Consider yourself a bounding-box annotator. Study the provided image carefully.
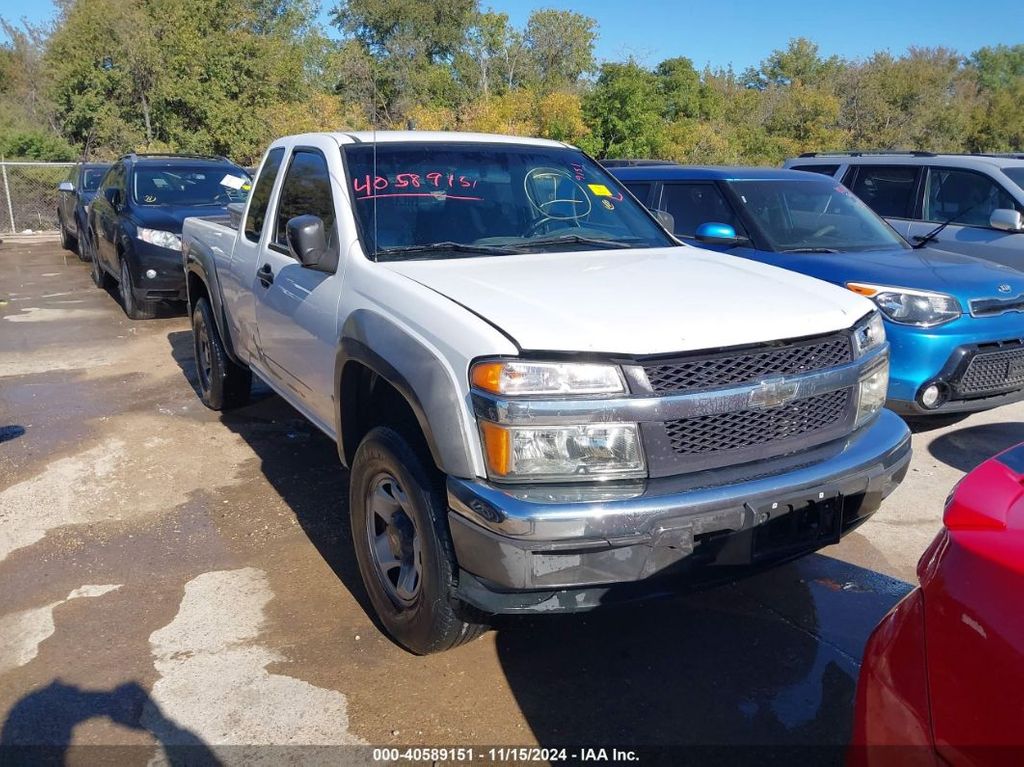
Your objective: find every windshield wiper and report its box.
[516,234,633,250]
[374,242,520,261]
[781,247,840,253]
[912,203,981,249]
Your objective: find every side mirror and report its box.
[104,187,122,209]
[695,221,742,246]
[226,202,245,231]
[286,215,328,268]
[990,208,1023,233]
[653,209,675,233]
[58,181,75,193]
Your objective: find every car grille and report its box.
[664,388,852,456]
[969,294,1024,318]
[956,342,1024,397]
[642,333,853,393]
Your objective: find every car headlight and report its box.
[478,421,645,482]
[471,360,625,396]
[852,311,886,357]
[856,360,889,427]
[137,227,182,251]
[848,283,961,328]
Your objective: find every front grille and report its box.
[643,333,852,393]
[664,388,852,456]
[970,294,1024,317]
[957,343,1024,396]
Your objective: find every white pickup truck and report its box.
[181,131,911,654]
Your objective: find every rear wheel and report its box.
[191,296,252,410]
[89,236,112,289]
[119,257,157,320]
[58,214,77,254]
[350,426,487,654]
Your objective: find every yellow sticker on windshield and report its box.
[588,183,613,197]
[241,183,251,191]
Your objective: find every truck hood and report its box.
[381,246,873,355]
[742,246,1024,305]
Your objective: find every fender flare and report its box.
[183,243,243,366]
[335,310,476,478]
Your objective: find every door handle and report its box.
[257,263,274,287]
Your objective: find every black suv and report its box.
[56,162,111,259]
[85,154,251,319]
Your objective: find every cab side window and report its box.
[272,150,338,255]
[623,182,652,206]
[100,164,126,207]
[244,147,285,242]
[848,166,919,219]
[923,168,1019,227]
[659,182,746,239]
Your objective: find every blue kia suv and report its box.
[611,164,1024,417]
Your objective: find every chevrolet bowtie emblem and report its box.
[749,378,800,409]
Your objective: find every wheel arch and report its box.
[184,242,243,365]
[336,311,477,479]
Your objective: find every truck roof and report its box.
[318,130,569,149]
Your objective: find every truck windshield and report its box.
[342,142,674,259]
[727,178,910,253]
[132,165,251,207]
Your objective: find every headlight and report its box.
[137,227,182,251]
[848,283,961,328]
[471,360,625,396]
[856,361,889,427]
[478,421,645,482]
[852,311,886,357]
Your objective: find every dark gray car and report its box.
[57,162,111,259]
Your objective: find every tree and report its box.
[524,9,596,92]
[655,57,701,120]
[584,61,665,158]
[742,38,844,91]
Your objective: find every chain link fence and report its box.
[0,161,76,234]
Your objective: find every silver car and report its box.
[784,152,1024,270]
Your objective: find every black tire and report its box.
[58,214,78,254]
[349,426,488,655]
[191,296,252,410]
[118,257,157,320]
[89,235,112,289]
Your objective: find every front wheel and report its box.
[58,214,78,254]
[350,427,487,654]
[191,296,252,410]
[90,237,112,289]
[119,257,157,320]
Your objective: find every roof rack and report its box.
[797,151,937,158]
[599,159,681,168]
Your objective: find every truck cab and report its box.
[181,132,911,654]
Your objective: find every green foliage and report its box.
[1,3,1021,166]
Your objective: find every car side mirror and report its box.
[58,181,75,193]
[286,215,329,268]
[990,208,1024,232]
[695,221,742,246]
[653,209,675,233]
[226,202,245,231]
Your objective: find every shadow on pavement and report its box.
[0,680,218,766]
[493,555,910,754]
[928,421,1024,473]
[0,425,26,443]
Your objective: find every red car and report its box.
[852,444,1024,765]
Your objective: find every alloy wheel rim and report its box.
[365,472,422,607]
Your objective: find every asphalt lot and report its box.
[1,239,1021,760]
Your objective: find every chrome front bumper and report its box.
[447,409,911,599]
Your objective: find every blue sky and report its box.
[2,0,1019,72]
